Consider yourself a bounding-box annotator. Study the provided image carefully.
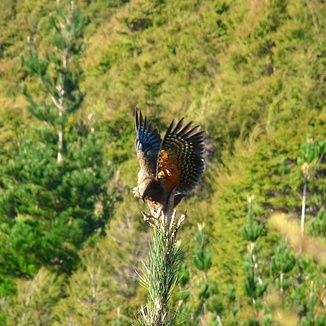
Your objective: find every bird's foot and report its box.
[141,207,187,239]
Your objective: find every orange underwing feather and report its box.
[158,118,205,194]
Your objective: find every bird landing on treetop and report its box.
[133,109,205,216]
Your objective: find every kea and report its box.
[133,110,205,216]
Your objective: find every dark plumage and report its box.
[133,109,205,215]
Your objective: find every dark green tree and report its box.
[270,238,296,296]
[0,0,115,301]
[192,223,223,325]
[296,138,326,238]
[241,197,269,325]
[293,138,326,324]
[174,223,227,325]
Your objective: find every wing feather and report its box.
[135,109,162,177]
[157,118,205,194]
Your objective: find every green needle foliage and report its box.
[192,223,222,325]
[175,224,226,325]
[270,238,296,295]
[0,0,116,308]
[2,268,63,326]
[193,223,212,273]
[242,197,269,324]
[136,211,187,326]
[241,199,264,244]
[21,0,86,164]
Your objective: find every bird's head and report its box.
[142,180,164,204]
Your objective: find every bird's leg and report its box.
[141,207,162,228]
[142,211,153,222]
[141,192,187,238]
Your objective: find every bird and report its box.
[133,109,205,216]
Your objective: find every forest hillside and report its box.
[0,0,325,325]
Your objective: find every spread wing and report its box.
[135,109,162,177]
[157,118,205,194]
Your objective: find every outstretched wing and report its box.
[135,109,162,177]
[157,118,205,194]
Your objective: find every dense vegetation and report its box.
[0,0,325,324]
